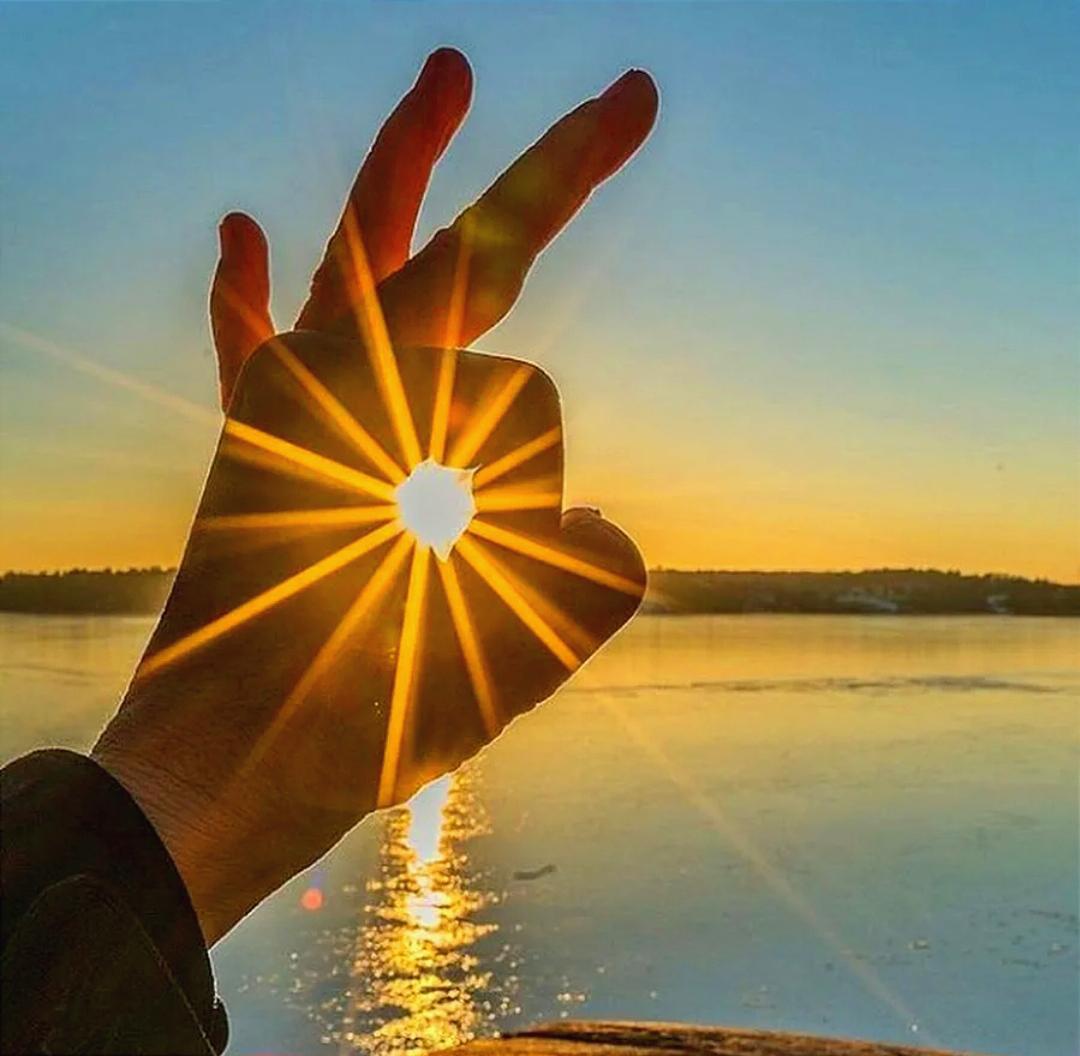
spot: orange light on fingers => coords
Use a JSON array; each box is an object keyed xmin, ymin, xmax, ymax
[
  {"xmin": 271, "ymin": 343, "xmax": 405, "ymax": 483},
  {"xmin": 197, "ymin": 505, "xmax": 398, "ymax": 532},
  {"xmin": 224, "ymin": 420, "xmax": 396, "ymax": 502},
  {"xmin": 455, "ymin": 534, "xmax": 580, "ymax": 672},
  {"xmin": 137, "ymin": 520, "xmax": 403, "ymax": 678},
  {"xmin": 473, "ymin": 477, "xmax": 562, "ymax": 513},
  {"xmin": 428, "ymin": 349, "xmax": 457, "ymax": 464},
  {"xmin": 337, "ymin": 212, "xmax": 423, "ymax": 469},
  {"xmin": 436, "ymin": 555, "xmax": 499, "ymax": 736},
  {"xmin": 468, "ymin": 517, "xmax": 641, "ymax": 596},
  {"xmin": 378, "ymin": 542, "xmax": 433, "ymax": 806},
  {"xmin": 472, "ymin": 426, "xmax": 561, "ymax": 489},
  {"xmin": 447, "ymin": 364, "xmax": 532, "ymax": 468},
  {"xmin": 280, "ymin": 533, "xmax": 414, "ymax": 718}
]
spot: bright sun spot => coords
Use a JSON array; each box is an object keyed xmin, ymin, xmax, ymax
[{"xmin": 395, "ymin": 459, "xmax": 475, "ymax": 560}]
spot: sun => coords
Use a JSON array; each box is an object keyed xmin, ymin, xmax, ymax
[{"xmin": 395, "ymin": 460, "xmax": 475, "ymax": 560}]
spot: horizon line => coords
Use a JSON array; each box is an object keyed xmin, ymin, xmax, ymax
[{"xmin": 2, "ymin": 564, "xmax": 1077, "ymax": 588}]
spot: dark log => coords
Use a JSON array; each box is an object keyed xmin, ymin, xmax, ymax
[{"xmin": 442, "ymin": 1020, "xmax": 982, "ymax": 1055}]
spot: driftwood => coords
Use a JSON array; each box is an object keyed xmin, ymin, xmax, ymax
[{"xmin": 442, "ymin": 1020, "xmax": 980, "ymax": 1055}]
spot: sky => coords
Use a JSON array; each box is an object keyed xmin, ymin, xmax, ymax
[{"xmin": 1, "ymin": 1, "xmax": 1077, "ymax": 581}]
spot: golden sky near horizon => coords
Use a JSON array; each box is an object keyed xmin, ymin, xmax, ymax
[{"xmin": 2, "ymin": 325, "xmax": 1077, "ymax": 584}]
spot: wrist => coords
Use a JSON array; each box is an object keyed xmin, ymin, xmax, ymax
[{"xmin": 91, "ymin": 723, "xmax": 229, "ymax": 944}]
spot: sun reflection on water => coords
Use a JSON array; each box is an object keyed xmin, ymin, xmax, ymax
[{"xmin": 328, "ymin": 766, "xmax": 517, "ymax": 1055}]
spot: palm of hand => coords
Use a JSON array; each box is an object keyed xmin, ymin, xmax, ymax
[{"xmin": 143, "ymin": 331, "xmax": 643, "ymax": 813}]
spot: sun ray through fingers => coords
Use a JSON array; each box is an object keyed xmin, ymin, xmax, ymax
[
  {"xmin": 270, "ymin": 343, "xmax": 405, "ymax": 483},
  {"xmin": 1, "ymin": 322, "xmax": 218, "ymax": 425},
  {"xmin": 426, "ymin": 230, "xmax": 476, "ymax": 465},
  {"xmin": 442, "ymin": 216, "xmax": 475, "ymax": 350},
  {"xmin": 377, "ymin": 542, "xmax": 432, "ymax": 806},
  {"xmin": 197, "ymin": 505, "xmax": 398, "ymax": 533},
  {"xmin": 428, "ymin": 350, "xmax": 457, "ymax": 463},
  {"xmin": 473, "ymin": 475, "xmax": 562, "ymax": 513},
  {"xmin": 467, "ymin": 518, "xmax": 642, "ymax": 596},
  {"xmin": 137, "ymin": 520, "xmax": 404, "ymax": 678},
  {"xmin": 472, "ymin": 426, "xmax": 561, "ymax": 489},
  {"xmin": 454, "ymin": 535, "xmax": 581, "ymax": 671},
  {"xmin": 338, "ymin": 211, "xmax": 422, "ymax": 469},
  {"xmin": 447, "ymin": 364, "xmax": 533, "ymax": 468},
  {"xmin": 224, "ymin": 420, "xmax": 396, "ymax": 502},
  {"xmin": 275, "ymin": 533, "xmax": 414, "ymax": 739},
  {"xmin": 221, "ymin": 439, "xmax": 368, "ymax": 496},
  {"xmin": 603, "ymin": 696, "xmax": 934, "ymax": 1044},
  {"xmin": 436, "ymin": 554, "xmax": 499, "ymax": 737}
]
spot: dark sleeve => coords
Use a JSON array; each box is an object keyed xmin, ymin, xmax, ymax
[{"xmin": 1, "ymin": 749, "xmax": 229, "ymax": 1055}]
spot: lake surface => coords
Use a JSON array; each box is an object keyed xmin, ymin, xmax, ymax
[{"xmin": 2, "ymin": 613, "xmax": 1077, "ymax": 1056}]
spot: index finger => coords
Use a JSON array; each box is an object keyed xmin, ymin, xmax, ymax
[
  {"xmin": 296, "ymin": 48, "xmax": 473, "ymax": 332},
  {"xmin": 377, "ymin": 69, "xmax": 659, "ymax": 348}
]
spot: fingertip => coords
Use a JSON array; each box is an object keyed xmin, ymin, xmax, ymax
[
  {"xmin": 592, "ymin": 68, "xmax": 659, "ymax": 180},
  {"xmin": 630, "ymin": 69, "xmax": 660, "ymax": 122},
  {"xmin": 218, "ymin": 214, "xmax": 238, "ymax": 255},
  {"xmin": 426, "ymin": 46, "xmax": 470, "ymax": 76},
  {"xmin": 218, "ymin": 213, "xmax": 269, "ymax": 273},
  {"xmin": 420, "ymin": 46, "xmax": 474, "ymax": 106},
  {"xmin": 602, "ymin": 68, "xmax": 659, "ymax": 111}
]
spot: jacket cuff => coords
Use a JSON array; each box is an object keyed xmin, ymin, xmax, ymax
[{"xmin": 1, "ymin": 748, "xmax": 228, "ymax": 1053}]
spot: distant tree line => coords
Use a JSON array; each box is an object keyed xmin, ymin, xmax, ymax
[
  {"xmin": 645, "ymin": 568, "xmax": 1080, "ymax": 616},
  {"xmin": 0, "ymin": 568, "xmax": 174, "ymax": 615},
  {"xmin": 1, "ymin": 566, "xmax": 1077, "ymax": 616}
]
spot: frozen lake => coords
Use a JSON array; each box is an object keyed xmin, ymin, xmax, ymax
[{"xmin": 2, "ymin": 613, "xmax": 1076, "ymax": 1055}]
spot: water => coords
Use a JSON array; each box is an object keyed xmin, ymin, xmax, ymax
[{"xmin": 1, "ymin": 614, "xmax": 1077, "ymax": 1055}]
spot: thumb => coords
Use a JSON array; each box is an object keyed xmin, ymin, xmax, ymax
[
  {"xmin": 210, "ymin": 212, "xmax": 274, "ymax": 410},
  {"xmin": 559, "ymin": 505, "xmax": 648, "ymax": 648}
]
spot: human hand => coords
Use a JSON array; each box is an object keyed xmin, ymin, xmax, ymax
[{"xmin": 93, "ymin": 49, "xmax": 657, "ymax": 944}]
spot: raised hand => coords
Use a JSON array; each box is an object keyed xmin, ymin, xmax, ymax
[{"xmin": 93, "ymin": 49, "xmax": 657, "ymax": 944}]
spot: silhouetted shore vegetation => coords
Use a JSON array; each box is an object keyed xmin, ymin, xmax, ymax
[
  {"xmin": 0, "ymin": 568, "xmax": 174, "ymax": 615},
  {"xmin": 646, "ymin": 568, "xmax": 1080, "ymax": 616},
  {"xmin": 1, "ymin": 566, "xmax": 1077, "ymax": 616}
]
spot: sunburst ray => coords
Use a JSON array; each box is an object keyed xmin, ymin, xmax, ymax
[
  {"xmin": 467, "ymin": 518, "xmax": 641, "ymax": 596},
  {"xmin": 270, "ymin": 343, "xmax": 405, "ymax": 483},
  {"xmin": 447, "ymin": 364, "xmax": 532, "ymax": 468},
  {"xmin": 442, "ymin": 215, "xmax": 474, "ymax": 350},
  {"xmin": 428, "ymin": 349, "xmax": 457, "ymax": 463},
  {"xmin": 427, "ymin": 223, "xmax": 474, "ymax": 462},
  {"xmin": 473, "ymin": 475, "xmax": 562, "ymax": 513},
  {"xmin": 472, "ymin": 426, "xmax": 561, "ymax": 489},
  {"xmin": 603, "ymin": 696, "xmax": 932, "ymax": 1043},
  {"xmin": 338, "ymin": 211, "xmax": 422, "ymax": 469},
  {"xmin": 479, "ymin": 543, "xmax": 599, "ymax": 658},
  {"xmin": 221, "ymin": 438, "xmax": 365, "ymax": 496},
  {"xmin": 197, "ymin": 505, "xmax": 398, "ymax": 532},
  {"xmin": 137, "ymin": 520, "xmax": 403, "ymax": 678},
  {"xmin": 277, "ymin": 533, "xmax": 414, "ymax": 735},
  {"xmin": 436, "ymin": 555, "xmax": 499, "ymax": 736},
  {"xmin": 454, "ymin": 535, "xmax": 581, "ymax": 671},
  {"xmin": 224, "ymin": 420, "xmax": 395, "ymax": 502},
  {"xmin": 377, "ymin": 542, "xmax": 432, "ymax": 806},
  {"xmin": 1, "ymin": 322, "xmax": 217, "ymax": 425}
]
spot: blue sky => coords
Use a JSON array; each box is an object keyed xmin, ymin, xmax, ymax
[{"xmin": 2, "ymin": 2, "xmax": 1077, "ymax": 578}]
